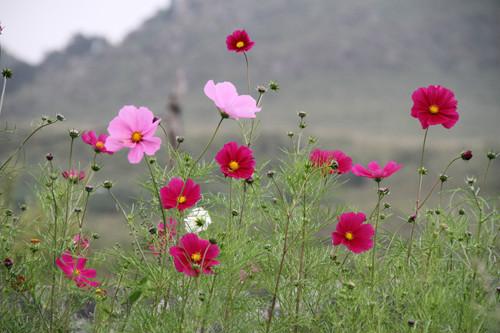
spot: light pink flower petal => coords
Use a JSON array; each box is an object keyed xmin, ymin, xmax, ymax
[{"xmin": 127, "ymin": 145, "xmax": 145, "ymax": 164}]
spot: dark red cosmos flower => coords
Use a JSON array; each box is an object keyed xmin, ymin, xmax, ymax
[
  {"xmin": 411, "ymin": 85, "xmax": 459, "ymax": 129},
  {"xmin": 169, "ymin": 233, "xmax": 220, "ymax": 277},
  {"xmin": 309, "ymin": 149, "xmax": 352, "ymax": 175},
  {"xmin": 215, "ymin": 141, "xmax": 255, "ymax": 179},
  {"xmin": 226, "ymin": 29, "xmax": 255, "ymax": 53},
  {"xmin": 160, "ymin": 178, "xmax": 201, "ymax": 211},
  {"xmin": 332, "ymin": 212, "xmax": 374, "ymax": 254}
]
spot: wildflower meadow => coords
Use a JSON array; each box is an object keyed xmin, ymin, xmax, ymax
[{"xmin": 0, "ymin": 28, "xmax": 499, "ymax": 333}]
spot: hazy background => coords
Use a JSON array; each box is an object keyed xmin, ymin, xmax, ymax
[{"xmin": 1, "ymin": 0, "xmax": 499, "ymax": 245}]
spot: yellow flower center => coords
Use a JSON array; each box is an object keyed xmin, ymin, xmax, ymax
[
  {"xmin": 131, "ymin": 131, "xmax": 143, "ymax": 143},
  {"xmin": 191, "ymin": 252, "xmax": 202, "ymax": 262},
  {"xmin": 429, "ymin": 105, "xmax": 439, "ymax": 114},
  {"xmin": 74, "ymin": 269, "xmax": 81, "ymax": 276},
  {"xmin": 236, "ymin": 41, "xmax": 245, "ymax": 48},
  {"xmin": 177, "ymin": 196, "xmax": 187, "ymax": 204},
  {"xmin": 228, "ymin": 161, "xmax": 240, "ymax": 171},
  {"xmin": 95, "ymin": 141, "xmax": 105, "ymax": 149},
  {"xmin": 345, "ymin": 232, "xmax": 354, "ymax": 241}
]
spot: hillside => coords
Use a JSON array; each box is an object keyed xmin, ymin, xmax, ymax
[{"xmin": 0, "ymin": 0, "xmax": 498, "ymax": 141}]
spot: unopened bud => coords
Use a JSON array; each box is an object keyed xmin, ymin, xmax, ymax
[
  {"xmin": 287, "ymin": 131, "xmax": 294, "ymax": 138},
  {"xmin": 487, "ymin": 151, "xmax": 497, "ymax": 160},
  {"xmin": 56, "ymin": 114, "xmax": 65, "ymax": 121},
  {"xmin": 266, "ymin": 170, "xmax": 275, "ymax": 178},
  {"xmin": 298, "ymin": 111, "xmax": 307, "ymax": 118},
  {"xmin": 176, "ymin": 136, "xmax": 184, "ymax": 143},
  {"xmin": 407, "ymin": 215, "xmax": 416, "ymax": 223},
  {"xmin": 103, "ymin": 180, "xmax": 113, "ymax": 189},
  {"xmin": 2, "ymin": 68, "xmax": 12, "ymax": 79},
  {"xmin": 45, "ymin": 153, "xmax": 54, "ymax": 161},
  {"xmin": 461, "ymin": 150, "xmax": 473, "ymax": 161},
  {"xmin": 69, "ymin": 129, "xmax": 80, "ymax": 138},
  {"xmin": 439, "ymin": 174, "xmax": 448, "ymax": 182},
  {"xmin": 418, "ymin": 167, "xmax": 428, "ymax": 175},
  {"xmin": 257, "ymin": 85, "xmax": 267, "ymax": 94},
  {"xmin": 91, "ymin": 164, "xmax": 101, "ymax": 172},
  {"xmin": 245, "ymin": 177, "xmax": 254, "ymax": 185},
  {"xmin": 269, "ymin": 81, "xmax": 279, "ymax": 91},
  {"xmin": 85, "ymin": 185, "xmax": 94, "ymax": 193},
  {"xmin": 3, "ymin": 258, "xmax": 13, "ymax": 269}
]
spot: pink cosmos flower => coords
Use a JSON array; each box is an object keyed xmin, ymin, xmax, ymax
[
  {"xmin": 226, "ymin": 29, "xmax": 255, "ymax": 53},
  {"xmin": 55, "ymin": 251, "xmax": 99, "ymax": 288},
  {"xmin": 169, "ymin": 233, "xmax": 220, "ymax": 277},
  {"xmin": 149, "ymin": 218, "xmax": 177, "ymax": 257},
  {"xmin": 160, "ymin": 177, "xmax": 201, "ymax": 211},
  {"xmin": 72, "ymin": 234, "xmax": 90, "ymax": 252},
  {"xmin": 105, "ymin": 105, "xmax": 161, "ymax": 164},
  {"xmin": 81, "ymin": 131, "xmax": 113, "ymax": 154},
  {"xmin": 411, "ymin": 85, "xmax": 459, "ymax": 129},
  {"xmin": 309, "ymin": 149, "xmax": 352, "ymax": 175},
  {"xmin": 62, "ymin": 169, "xmax": 86, "ymax": 183},
  {"xmin": 352, "ymin": 161, "xmax": 402, "ymax": 181},
  {"xmin": 332, "ymin": 212, "xmax": 374, "ymax": 254},
  {"xmin": 215, "ymin": 141, "xmax": 255, "ymax": 179},
  {"xmin": 204, "ymin": 80, "xmax": 261, "ymax": 120}
]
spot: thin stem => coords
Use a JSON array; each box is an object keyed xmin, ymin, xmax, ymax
[
  {"xmin": 243, "ymin": 52, "xmax": 251, "ymax": 93},
  {"xmin": 0, "ymin": 76, "xmax": 7, "ymax": 117},
  {"xmin": 61, "ymin": 137, "xmax": 76, "ymax": 250},
  {"xmin": 418, "ymin": 157, "xmax": 460, "ymax": 209},
  {"xmin": 145, "ymin": 157, "xmax": 168, "ymax": 239},
  {"xmin": 178, "ymin": 278, "xmax": 193, "ymax": 333},
  {"xmin": 48, "ymin": 162, "xmax": 59, "ymax": 333},
  {"xmin": 482, "ymin": 159, "xmax": 492, "ymax": 186},
  {"xmin": 185, "ymin": 117, "xmax": 224, "ymax": 179},
  {"xmin": 0, "ymin": 119, "xmax": 61, "ymax": 173},
  {"xmin": 407, "ymin": 128, "xmax": 429, "ymax": 264},
  {"xmin": 199, "ymin": 275, "xmax": 217, "ymax": 333},
  {"xmin": 293, "ymin": 180, "xmax": 308, "ymax": 333},
  {"xmin": 370, "ymin": 186, "xmax": 383, "ymax": 288},
  {"xmin": 238, "ymin": 182, "xmax": 248, "ymax": 226}
]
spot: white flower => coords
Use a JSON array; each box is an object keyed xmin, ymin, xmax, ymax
[{"xmin": 184, "ymin": 207, "xmax": 212, "ymax": 233}]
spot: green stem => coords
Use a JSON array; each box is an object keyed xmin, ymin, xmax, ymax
[
  {"xmin": 0, "ymin": 76, "xmax": 7, "ymax": 117},
  {"xmin": 407, "ymin": 128, "xmax": 429, "ymax": 264},
  {"xmin": 48, "ymin": 161, "xmax": 59, "ymax": 333},
  {"xmin": 61, "ymin": 137, "xmax": 76, "ymax": 250},
  {"xmin": 371, "ymin": 186, "xmax": 383, "ymax": 288},
  {"xmin": 0, "ymin": 119, "xmax": 61, "ymax": 173},
  {"xmin": 293, "ymin": 180, "xmax": 308, "ymax": 333}
]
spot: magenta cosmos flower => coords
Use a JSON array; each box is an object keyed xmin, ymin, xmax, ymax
[
  {"xmin": 215, "ymin": 141, "xmax": 255, "ymax": 179},
  {"xmin": 72, "ymin": 234, "xmax": 90, "ymax": 252},
  {"xmin": 105, "ymin": 105, "xmax": 161, "ymax": 164},
  {"xmin": 56, "ymin": 251, "xmax": 99, "ymax": 288},
  {"xmin": 352, "ymin": 161, "xmax": 402, "ymax": 182},
  {"xmin": 82, "ymin": 131, "xmax": 113, "ymax": 154},
  {"xmin": 62, "ymin": 169, "xmax": 85, "ymax": 183},
  {"xmin": 411, "ymin": 85, "xmax": 459, "ymax": 129},
  {"xmin": 204, "ymin": 80, "xmax": 261, "ymax": 120},
  {"xmin": 160, "ymin": 177, "xmax": 201, "ymax": 211},
  {"xmin": 332, "ymin": 212, "xmax": 374, "ymax": 254},
  {"xmin": 149, "ymin": 218, "xmax": 177, "ymax": 257},
  {"xmin": 169, "ymin": 233, "xmax": 220, "ymax": 277},
  {"xmin": 309, "ymin": 149, "xmax": 352, "ymax": 175},
  {"xmin": 226, "ymin": 29, "xmax": 254, "ymax": 53}
]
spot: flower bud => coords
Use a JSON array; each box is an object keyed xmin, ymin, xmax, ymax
[
  {"xmin": 103, "ymin": 180, "xmax": 113, "ymax": 189},
  {"xmin": 4, "ymin": 209, "xmax": 13, "ymax": 217},
  {"xmin": 407, "ymin": 319, "xmax": 415, "ymax": 327},
  {"xmin": 458, "ymin": 208, "xmax": 465, "ymax": 215},
  {"xmin": 74, "ymin": 207, "xmax": 82, "ymax": 213},
  {"xmin": 45, "ymin": 153, "xmax": 54, "ymax": 161},
  {"xmin": 20, "ymin": 204, "xmax": 27, "ymax": 211},
  {"xmin": 269, "ymin": 81, "xmax": 279, "ymax": 91},
  {"xmin": 383, "ymin": 202, "xmax": 391, "ymax": 209},
  {"xmin": 461, "ymin": 150, "xmax": 473, "ymax": 161},
  {"xmin": 245, "ymin": 177, "xmax": 254, "ymax": 185},
  {"xmin": 176, "ymin": 136, "xmax": 184, "ymax": 143},
  {"xmin": 231, "ymin": 209, "xmax": 239, "ymax": 217},
  {"xmin": 91, "ymin": 164, "xmax": 101, "ymax": 172},
  {"xmin": 56, "ymin": 114, "xmax": 65, "ymax": 121},
  {"xmin": 2, "ymin": 68, "xmax": 12, "ymax": 79},
  {"xmin": 209, "ymin": 238, "xmax": 217, "ymax": 245},
  {"xmin": 85, "ymin": 185, "xmax": 94, "ymax": 193},
  {"xmin": 298, "ymin": 111, "xmax": 307, "ymax": 118},
  {"xmin": 152, "ymin": 116, "xmax": 161, "ymax": 123},
  {"xmin": 466, "ymin": 176, "xmax": 476, "ymax": 186},
  {"xmin": 149, "ymin": 227, "xmax": 157, "ymax": 235},
  {"xmin": 378, "ymin": 187, "xmax": 390, "ymax": 196},
  {"xmin": 92, "ymin": 233, "xmax": 99, "ymax": 240},
  {"xmin": 41, "ymin": 115, "xmax": 48, "ymax": 121},
  {"xmin": 487, "ymin": 151, "xmax": 497, "ymax": 160},
  {"xmin": 439, "ymin": 174, "xmax": 448, "ymax": 182},
  {"xmin": 417, "ymin": 167, "xmax": 428, "ymax": 175},
  {"xmin": 257, "ymin": 85, "xmax": 267, "ymax": 94},
  {"xmin": 407, "ymin": 214, "xmax": 416, "ymax": 223},
  {"xmin": 3, "ymin": 258, "xmax": 13, "ymax": 269},
  {"xmin": 266, "ymin": 170, "xmax": 275, "ymax": 178},
  {"xmin": 287, "ymin": 131, "xmax": 294, "ymax": 138},
  {"xmin": 69, "ymin": 129, "xmax": 80, "ymax": 138}
]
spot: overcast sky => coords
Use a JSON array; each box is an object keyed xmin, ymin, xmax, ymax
[{"xmin": 1, "ymin": 0, "xmax": 170, "ymax": 64}]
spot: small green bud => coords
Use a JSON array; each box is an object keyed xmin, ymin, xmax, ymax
[
  {"xmin": 298, "ymin": 111, "xmax": 307, "ymax": 118},
  {"xmin": 103, "ymin": 180, "xmax": 113, "ymax": 189},
  {"xmin": 269, "ymin": 81, "xmax": 279, "ymax": 91},
  {"xmin": 69, "ymin": 129, "xmax": 80, "ymax": 138},
  {"xmin": 487, "ymin": 151, "xmax": 497, "ymax": 160},
  {"xmin": 257, "ymin": 85, "xmax": 267, "ymax": 94},
  {"xmin": 439, "ymin": 174, "xmax": 448, "ymax": 182},
  {"xmin": 2, "ymin": 68, "xmax": 12, "ymax": 79},
  {"xmin": 418, "ymin": 167, "xmax": 428, "ymax": 175},
  {"xmin": 56, "ymin": 114, "xmax": 65, "ymax": 121},
  {"xmin": 91, "ymin": 164, "xmax": 101, "ymax": 172}
]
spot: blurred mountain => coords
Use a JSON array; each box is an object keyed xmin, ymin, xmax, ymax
[{"xmin": 2, "ymin": 0, "xmax": 499, "ymax": 139}]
